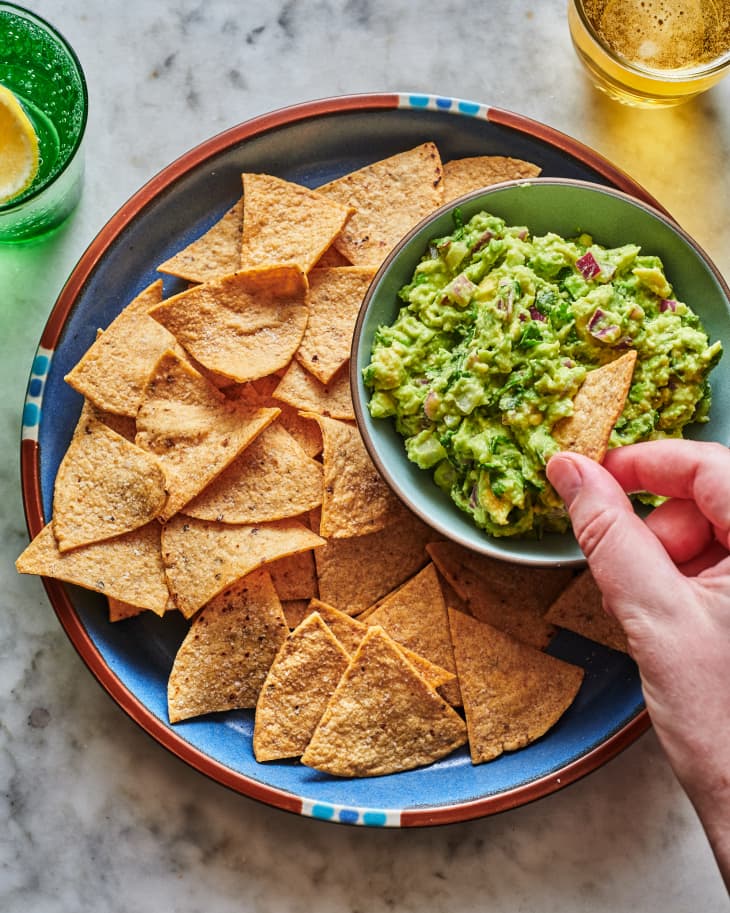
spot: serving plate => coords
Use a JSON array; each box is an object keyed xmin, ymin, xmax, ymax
[{"xmin": 22, "ymin": 93, "xmax": 653, "ymax": 827}]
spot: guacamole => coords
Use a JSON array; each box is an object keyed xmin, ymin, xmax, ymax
[{"xmin": 364, "ymin": 210, "xmax": 722, "ymax": 537}]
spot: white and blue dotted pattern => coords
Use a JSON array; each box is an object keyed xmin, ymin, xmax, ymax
[
  {"xmin": 301, "ymin": 798, "xmax": 400, "ymax": 827},
  {"xmin": 22, "ymin": 346, "xmax": 53, "ymax": 442},
  {"xmin": 398, "ymin": 93, "xmax": 488, "ymax": 118}
]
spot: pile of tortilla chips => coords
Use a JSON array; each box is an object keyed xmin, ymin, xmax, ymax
[{"xmin": 17, "ymin": 144, "xmax": 631, "ymax": 778}]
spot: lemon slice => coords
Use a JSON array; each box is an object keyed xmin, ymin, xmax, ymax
[{"xmin": 0, "ymin": 84, "xmax": 40, "ymax": 204}]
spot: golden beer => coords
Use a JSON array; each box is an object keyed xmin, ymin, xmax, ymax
[{"xmin": 568, "ymin": 0, "xmax": 730, "ymax": 106}]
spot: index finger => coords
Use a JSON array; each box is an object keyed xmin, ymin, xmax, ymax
[{"xmin": 603, "ymin": 440, "xmax": 730, "ymax": 534}]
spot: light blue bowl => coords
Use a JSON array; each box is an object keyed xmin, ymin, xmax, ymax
[{"xmin": 351, "ymin": 178, "xmax": 730, "ymax": 566}]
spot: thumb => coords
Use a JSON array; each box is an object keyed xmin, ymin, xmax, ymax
[{"xmin": 546, "ymin": 452, "xmax": 686, "ymax": 625}]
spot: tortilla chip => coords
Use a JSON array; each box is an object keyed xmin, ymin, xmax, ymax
[
  {"xmin": 167, "ymin": 569, "xmax": 289, "ymax": 722},
  {"xmin": 267, "ymin": 548, "xmax": 318, "ymax": 601},
  {"xmin": 182, "ymin": 422, "xmax": 323, "ymax": 523},
  {"xmin": 253, "ymin": 612, "xmax": 350, "ymax": 761},
  {"xmin": 240, "ymin": 172, "xmax": 354, "ymax": 273},
  {"xmin": 318, "ymin": 143, "xmax": 444, "ymax": 266},
  {"xmin": 308, "ymin": 598, "xmax": 454, "ymax": 690},
  {"xmin": 315, "ymin": 244, "xmax": 351, "ymax": 268},
  {"xmin": 304, "ymin": 413, "xmax": 403, "ymax": 538},
  {"xmin": 157, "ymin": 197, "xmax": 243, "ymax": 283},
  {"xmin": 161, "ymin": 515, "xmax": 325, "ymax": 619},
  {"xmin": 426, "ymin": 541, "xmax": 572, "ymax": 649},
  {"xmin": 301, "ymin": 626, "xmax": 467, "ymax": 777},
  {"xmin": 108, "ymin": 593, "xmax": 176, "ymax": 622},
  {"xmin": 545, "ymin": 570, "xmax": 629, "ymax": 653},
  {"xmin": 16, "ymin": 522, "xmax": 169, "ymax": 615},
  {"xmin": 314, "ymin": 509, "xmax": 436, "ymax": 614},
  {"xmin": 364, "ymin": 563, "xmax": 460, "ymax": 706},
  {"xmin": 52, "ymin": 410, "xmax": 167, "ymax": 551},
  {"xmin": 229, "ymin": 374, "xmax": 323, "ymax": 458},
  {"xmin": 552, "ymin": 350, "xmax": 637, "ymax": 461},
  {"xmin": 449, "ymin": 609, "xmax": 584, "ymax": 764},
  {"xmin": 64, "ymin": 280, "xmax": 185, "ymax": 417},
  {"xmin": 148, "ymin": 266, "xmax": 309, "ymax": 384},
  {"xmin": 281, "ymin": 599, "xmax": 312, "ymax": 629},
  {"xmin": 272, "ymin": 358, "xmax": 354, "ymax": 420},
  {"xmin": 295, "ymin": 267, "xmax": 376, "ymax": 383},
  {"xmin": 442, "ymin": 156, "xmax": 541, "ymax": 203},
  {"xmin": 79, "ymin": 396, "xmax": 137, "ymax": 443},
  {"xmin": 135, "ymin": 351, "xmax": 279, "ymax": 520}
]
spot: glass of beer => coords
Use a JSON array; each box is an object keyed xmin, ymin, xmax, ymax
[
  {"xmin": 568, "ymin": 0, "xmax": 730, "ymax": 107},
  {"xmin": 0, "ymin": 3, "xmax": 87, "ymax": 243}
]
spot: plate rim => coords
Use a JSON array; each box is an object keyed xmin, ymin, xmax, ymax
[{"xmin": 20, "ymin": 92, "xmax": 653, "ymax": 827}]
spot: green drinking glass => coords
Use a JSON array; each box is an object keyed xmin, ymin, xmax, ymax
[{"xmin": 0, "ymin": 3, "xmax": 87, "ymax": 243}]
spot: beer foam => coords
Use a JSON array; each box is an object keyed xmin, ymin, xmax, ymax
[{"xmin": 583, "ymin": 0, "xmax": 730, "ymax": 70}]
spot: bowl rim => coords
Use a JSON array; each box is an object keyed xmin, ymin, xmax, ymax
[{"xmin": 351, "ymin": 176, "xmax": 730, "ymax": 565}]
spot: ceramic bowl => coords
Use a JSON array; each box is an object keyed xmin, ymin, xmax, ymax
[{"xmin": 351, "ymin": 178, "xmax": 730, "ymax": 566}]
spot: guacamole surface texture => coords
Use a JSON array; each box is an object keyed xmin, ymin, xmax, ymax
[{"xmin": 364, "ymin": 210, "xmax": 722, "ymax": 538}]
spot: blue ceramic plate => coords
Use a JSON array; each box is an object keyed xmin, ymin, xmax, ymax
[
  {"xmin": 352, "ymin": 178, "xmax": 730, "ymax": 566},
  {"xmin": 22, "ymin": 94, "xmax": 659, "ymax": 827}
]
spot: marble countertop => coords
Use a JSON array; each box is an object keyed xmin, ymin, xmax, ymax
[{"xmin": 3, "ymin": 1, "xmax": 729, "ymax": 910}]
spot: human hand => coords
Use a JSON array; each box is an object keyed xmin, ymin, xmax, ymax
[{"xmin": 547, "ymin": 440, "xmax": 730, "ymax": 889}]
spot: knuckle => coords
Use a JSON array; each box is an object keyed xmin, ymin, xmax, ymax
[{"xmin": 574, "ymin": 505, "xmax": 623, "ymax": 560}]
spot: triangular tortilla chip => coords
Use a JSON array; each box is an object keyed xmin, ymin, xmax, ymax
[
  {"xmin": 108, "ymin": 594, "xmax": 176, "ymax": 622},
  {"xmin": 427, "ymin": 540, "xmax": 572, "ymax": 649},
  {"xmin": 52, "ymin": 409, "xmax": 167, "ymax": 551},
  {"xmin": 167, "ymin": 569, "xmax": 289, "ymax": 722},
  {"xmin": 304, "ymin": 413, "xmax": 403, "ymax": 538},
  {"xmin": 157, "ymin": 198, "xmax": 243, "ymax": 283},
  {"xmin": 80, "ymin": 394, "xmax": 137, "ymax": 442},
  {"xmin": 16, "ymin": 522, "xmax": 169, "ymax": 615},
  {"xmin": 301, "ymin": 626, "xmax": 467, "ymax": 777},
  {"xmin": 267, "ymin": 548, "xmax": 318, "ymax": 601},
  {"xmin": 545, "ymin": 570, "xmax": 629, "ymax": 653},
  {"xmin": 281, "ymin": 599, "xmax": 311, "ymax": 629},
  {"xmin": 442, "ymin": 155, "xmax": 541, "ymax": 203},
  {"xmin": 364, "ymin": 563, "xmax": 461, "ymax": 705},
  {"xmin": 314, "ymin": 509, "xmax": 435, "ymax": 614},
  {"xmin": 317, "ymin": 143, "xmax": 444, "ymax": 266},
  {"xmin": 240, "ymin": 172, "xmax": 354, "ymax": 273},
  {"xmin": 161, "ymin": 515, "xmax": 325, "ymax": 618},
  {"xmin": 449, "ymin": 609, "xmax": 584, "ymax": 765},
  {"xmin": 315, "ymin": 244, "xmax": 351, "ymax": 268},
  {"xmin": 135, "ymin": 351, "xmax": 279, "ymax": 520},
  {"xmin": 305, "ymin": 598, "xmax": 454, "ymax": 690},
  {"xmin": 272, "ymin": 358, "xmax": 354, "ymax": 420},
  {"xmin": 253, "ymin": 612, "xmax": 350, "ymax": 761},
  {"xmin": 182, "ymin": 422, "xmax": 323, "ymax": 523},
  {"xmin": 148, "ymin": 266, "xmax": 309, "ymax": 384},
  {"xmin": 230, "ymin": 373, "xmax": 323, "ymax": 457},
  {"xmin": 64, "ymin": 280, "xmax": 185, "ymax": 417},
  {"xmin": 295, "ymin": 267, "xmax": 375, "ymax": 383},
  {"xmin": 552, "ymin": 350, "xmax": 637, "ymax": 461}
]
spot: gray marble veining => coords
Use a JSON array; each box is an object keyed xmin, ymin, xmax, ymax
[{"xmin": 2, "ymin": 1, "xmax": 729, "ymax": 910}]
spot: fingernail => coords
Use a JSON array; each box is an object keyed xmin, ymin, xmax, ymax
[{"xmin": 546, "ymin": 455, "xmax": 583, "ymax": 507}]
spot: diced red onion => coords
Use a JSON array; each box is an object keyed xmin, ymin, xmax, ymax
[
  {"xmin": 660, "ymin": 298, "xmax": 678, "ymax": 313},
  {"xmin": 444, "ymin": 273, "xmax": 477, "ymax": 306},
  {"xmin": 529, "ymin": 306, "xmax": 546, "ymax": 322},
  {"xmin": 576, "ymin": 251, "xmax": 601, "ymax": 279},
  {"xmin": 469, "ymin": 485, "xmax": 479, "ymax": 510},
  {"xmin": 517, "ymin": 228, "xmax": 528, "ymax": 240},
  {"xmin": 587, "ymin": 308, "xmax": 605, "ymax": 331},
  {"xmin": 471, "ymin": 230, "xmax": 493, "ymax": 253},
  {"xmin": 424, "ymin": 391, "xmax": 440, "ymax": 420}
]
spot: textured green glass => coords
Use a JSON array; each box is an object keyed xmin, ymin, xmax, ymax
[{"xmin": 0, "ymin": 3, "xmax": 87, "ymax": 242}]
